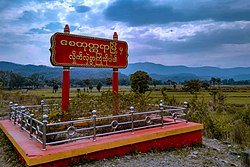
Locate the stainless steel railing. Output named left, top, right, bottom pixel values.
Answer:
left=8, top=100, right=188, bottom=150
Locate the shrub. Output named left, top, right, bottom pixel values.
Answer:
left=230, top=119, right=250, bottom=147
left=186, top=89, right=250, bottom=148
left=161, top=90, right=178, bottom=106
left=69, top=90, right=156, bottom=119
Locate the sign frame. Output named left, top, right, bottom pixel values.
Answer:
left=50, top=32, right=128, bottom=68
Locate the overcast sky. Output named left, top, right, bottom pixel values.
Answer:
left=1, top=0, right=250, bottom=67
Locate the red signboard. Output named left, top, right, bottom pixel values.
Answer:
left=50, top=32, right=128, bottom=68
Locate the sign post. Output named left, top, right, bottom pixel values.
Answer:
left=62, top=25, right=70, bottom=112
left=50, top=25, right=128, bottom=112
left=112, top=32, right=118, bottom=95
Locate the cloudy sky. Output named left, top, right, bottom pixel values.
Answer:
left=1, top=0, right=250, bottom=67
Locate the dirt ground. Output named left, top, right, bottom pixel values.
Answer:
left=72, top=137, right=242, bottom=167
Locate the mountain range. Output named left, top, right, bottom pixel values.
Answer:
left=120, top=62, right=250, bottom=81
left=1, top=61, right=250, bottom=82
left=0, top=61, right=127, bottom=80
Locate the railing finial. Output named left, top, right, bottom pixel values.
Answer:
left=130, top=106, right=134, bottom=113
left=41, top=99, right=45, bottom=105
left=184, top=101, right=189, bottom=108
left=42, top=114, right=48, bottom=122
left=9, top=101, right=13, bottom=107
left=159, top=100, right=164, bottom=110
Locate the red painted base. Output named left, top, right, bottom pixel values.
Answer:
left=0, top=120, right=203, bottom=167
left=44, top=130, right=202, bottom=167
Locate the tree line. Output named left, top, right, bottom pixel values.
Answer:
left=0, top=71, right=49, bottom=90
left=129, top=71, right=250, bottom=94
left=0, top=71, right=129, bottom=90
left=1, top=70, right=250, bottom=91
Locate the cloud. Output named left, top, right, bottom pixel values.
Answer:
left=28, top=22, right=64, bottom=34
left=16, top=9, right=60, bottom=24
left=74, top=5, right=91, bottom=13
left=104, top=0, right=250, bottom=26
left=0, top=0, right=25, bottom=11
left=103, top=0, right=174, bottom=26
left=0, top=43, right=50, bottom=66
left=127, top=43, right=250, bottom=67
left=163, top=21, right=250, bottom=54
left=17, top=10, right=41, bottom=23
left=114, top=20, right=250, bottom=67
left=117, top=20, right=250, bottom=55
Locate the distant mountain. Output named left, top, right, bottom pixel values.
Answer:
left=150, top=73, right=204, bottom=82
left=1, top=61, right=250, bottom=82
left=0, top=61, right=128, bottom=80
left=120, top=62, right=250, bottom=81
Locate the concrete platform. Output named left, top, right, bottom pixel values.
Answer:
left=0, top=120, right=203, bottom=167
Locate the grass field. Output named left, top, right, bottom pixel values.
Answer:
left=20, top=85, right=250, bottom=105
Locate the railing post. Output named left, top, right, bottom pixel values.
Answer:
left=13, top=103, right=18, bottom=125
left=92, top=110, right=97, bottom=142
left=9, top=101, right=13, bottom=121
left=160, top=100, right=164, bottom=128
left=29, top=114, right=34, bottom=139
left=20, top=106, right=25, bottom=130
left=130, top=106, right=134, bottom=134
left=41, top=99, right=45, bottom=115
left=184, top=101, right=189, bottom=123
left=42, top=114, right=48, bottom=151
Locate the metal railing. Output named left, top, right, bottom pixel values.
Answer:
left=8, top=100, right=188, bottom=150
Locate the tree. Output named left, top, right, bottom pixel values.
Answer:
left=71, top=78, right=83, bottom=87
left=119, top=78, right=130, bottom=86
left=228, top=78, right=235, bottom=85
left=201, top=82, right=210, bottom=90
left=96, top=81, right=103, bottom=92
left=83, top=79, right=91, bottom=92
left=28, top=73, right=44, bottom=89
left=0, top=71, right=6, bottom=89
left=210, top=77, right=221, bottom=87
left=153, top=80, right=157, bottom=88
left=5, top=72, right=26, bottom=89
left=1, top=71, right=12, bottom=89
left=105, top=77, right=112, bottom=88
left=38, top=74, right=46, bottom=88
left=1, top=71, right=27, bottom=89
left=12, top=73, right=26, bottom=89
left=166, top=79, right=172, bottom=87
left=183, top=80, right=201, bottom=94
left=172, top=81, right=177, bottom=89
left=89, top=85, right=93, bottom=92
left=130, top=70, right=152, bottom=94
left=210, top=77, right=216, bottom=86
left=216, top=77, right=221, bottom=87
left=52, top=79, right=58, bottom=93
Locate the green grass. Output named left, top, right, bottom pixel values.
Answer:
left=2, top=85, right=250, bottom=105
